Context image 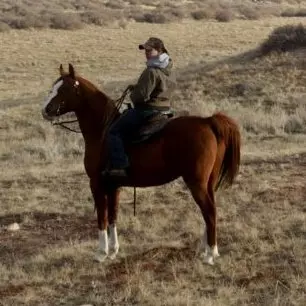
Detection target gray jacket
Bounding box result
[130,59,176,110]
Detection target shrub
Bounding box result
[284,116,304,133]
[215,9,233,22]
[239,6,260,20]
[281,8,306,17]
[260,24,306,55]
[134,12,167,24]
[82,8,123,26]
[281,9,298,17]
[295,9,306,17]
[80,11,104,26]
[50,13,83,30]
[0,21,10,32]
[167,8,185,19]
[3,15,48,29]
[191,10,212,20]
[105,1,125,10]
[5,5,28,17]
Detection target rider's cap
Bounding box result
[139,37,168,54]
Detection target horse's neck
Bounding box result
[75,79,119,143]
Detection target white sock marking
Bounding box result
[109,224,119,251]
[98,230,108,255]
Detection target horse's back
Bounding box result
[126,112,240,187]
[130,113,224,148]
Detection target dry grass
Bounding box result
[0,0,304,31]
[0,5,306,306]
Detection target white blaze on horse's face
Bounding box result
[42,80,64,121]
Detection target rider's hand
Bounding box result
[127,84,135,91]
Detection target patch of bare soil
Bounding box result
[0,212,97,265]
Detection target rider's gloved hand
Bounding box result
[127,84,135,91]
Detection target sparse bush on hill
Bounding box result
[81,9,123,26]
[50,13,83,30]
[284,115,305,133]
[169,8,185,19]
[105,0,126,10]
[0,20,10,31]
[191,10,212,20]
[215,9,234,22]
[260,24,306,55]
[239,6,261,20]
[5,15,48,29]
[134,12,167,24]
[0,0,303,31]
[80,11,104,26]
[281,8,306,17]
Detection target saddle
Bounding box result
[130,109,189,144]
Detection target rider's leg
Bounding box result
[106,109,146,175]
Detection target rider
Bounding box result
[105,37,176,177]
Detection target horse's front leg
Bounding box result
[90,179,109,262]
[107,188,120,260]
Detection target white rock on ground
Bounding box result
[7,222,20,231]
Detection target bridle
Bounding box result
[51,80,82,133]
[51,80,132,134]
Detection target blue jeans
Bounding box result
[107,108,156,169]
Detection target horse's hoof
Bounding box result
[94,252,108,263]
[201,248,208,257]
[109,253,117,260]
[109,247,119,260]
[212,246,220,258]
[201,245,219,264]
[203,255,215,265]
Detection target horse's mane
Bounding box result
[75,75,119,126]
[77,76,113,104]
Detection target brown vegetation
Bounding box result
[0,6,305,306]
[260,24,306,55]
[0,0,301,31]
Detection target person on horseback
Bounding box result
[104,37,176,178]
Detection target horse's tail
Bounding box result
[208,112,241,190]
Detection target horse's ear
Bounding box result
[59,64,65,76]
[68,63,76,79]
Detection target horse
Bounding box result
[41,63,241,265]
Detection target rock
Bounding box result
[7,223,20,231]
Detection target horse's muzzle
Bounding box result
[41,108,54,121]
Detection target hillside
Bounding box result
[0,0,303,31]
[0,15,306,306]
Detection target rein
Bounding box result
[104,85,133,129]
[52,119,80,133]
[52,85,132,134]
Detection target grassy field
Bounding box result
[0,4,306,306]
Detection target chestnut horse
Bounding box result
[42,64,241,265]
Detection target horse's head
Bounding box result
[42,64,82,121]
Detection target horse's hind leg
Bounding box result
[206,175,220,258]
[185,178,219,265]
